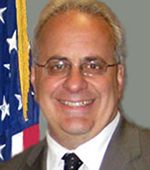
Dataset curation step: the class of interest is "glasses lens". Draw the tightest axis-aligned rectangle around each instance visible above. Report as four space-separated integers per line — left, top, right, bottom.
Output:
82 60 106 75
46 60 70 76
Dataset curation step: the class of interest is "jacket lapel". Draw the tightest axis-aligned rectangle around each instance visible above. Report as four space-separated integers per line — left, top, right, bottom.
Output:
100 116 141 170
26 139 47 170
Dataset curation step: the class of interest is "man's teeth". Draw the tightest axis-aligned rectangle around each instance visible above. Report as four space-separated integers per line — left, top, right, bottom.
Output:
60 100 93 107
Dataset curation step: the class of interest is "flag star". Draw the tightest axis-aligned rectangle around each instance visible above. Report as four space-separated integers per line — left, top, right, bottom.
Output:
15 94 22 110
4 64 10 70
0 144 6 160
0 96 10 121
0 7 7 23
4 64 11 77
6 30 17 53
31 91 35 95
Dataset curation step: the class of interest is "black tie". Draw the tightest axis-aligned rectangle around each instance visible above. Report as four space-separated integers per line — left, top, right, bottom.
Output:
62 153 83 170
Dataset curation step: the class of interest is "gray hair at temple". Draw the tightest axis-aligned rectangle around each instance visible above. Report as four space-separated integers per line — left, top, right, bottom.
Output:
32 0 126 64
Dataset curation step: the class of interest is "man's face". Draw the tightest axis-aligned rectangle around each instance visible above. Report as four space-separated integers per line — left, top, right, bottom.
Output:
32 11 124 148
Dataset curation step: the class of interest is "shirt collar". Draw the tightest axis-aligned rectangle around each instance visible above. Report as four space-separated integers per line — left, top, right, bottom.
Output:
46 132 68 169
74 112 120 170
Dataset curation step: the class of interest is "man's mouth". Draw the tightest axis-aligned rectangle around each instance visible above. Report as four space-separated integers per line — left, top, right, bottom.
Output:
59 100 94 107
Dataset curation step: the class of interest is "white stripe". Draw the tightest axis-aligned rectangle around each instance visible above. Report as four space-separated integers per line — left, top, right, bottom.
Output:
12 132 23 157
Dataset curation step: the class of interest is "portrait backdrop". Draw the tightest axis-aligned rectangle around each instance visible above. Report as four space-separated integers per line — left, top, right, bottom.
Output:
26 0 150 139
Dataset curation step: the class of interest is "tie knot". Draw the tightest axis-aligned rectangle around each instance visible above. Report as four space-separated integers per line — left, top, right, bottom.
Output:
62 153 83 170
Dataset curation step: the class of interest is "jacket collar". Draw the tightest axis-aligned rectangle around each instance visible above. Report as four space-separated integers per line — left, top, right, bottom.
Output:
100 115 141 170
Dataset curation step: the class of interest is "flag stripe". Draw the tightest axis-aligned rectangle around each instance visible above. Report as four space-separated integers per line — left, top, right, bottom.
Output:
23 124 39 150
12 132 23 157
12 124 39 157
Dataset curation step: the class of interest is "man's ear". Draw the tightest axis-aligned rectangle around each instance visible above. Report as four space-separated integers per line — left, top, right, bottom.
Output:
117 64 125 99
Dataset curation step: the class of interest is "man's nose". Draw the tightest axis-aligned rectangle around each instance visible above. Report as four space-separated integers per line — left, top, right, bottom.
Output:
62 67 88 92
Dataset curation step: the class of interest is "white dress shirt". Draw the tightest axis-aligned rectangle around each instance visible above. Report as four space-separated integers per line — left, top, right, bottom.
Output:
46 112 120 170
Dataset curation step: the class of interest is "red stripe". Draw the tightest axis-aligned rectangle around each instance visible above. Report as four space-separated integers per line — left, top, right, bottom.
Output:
23 124 40 150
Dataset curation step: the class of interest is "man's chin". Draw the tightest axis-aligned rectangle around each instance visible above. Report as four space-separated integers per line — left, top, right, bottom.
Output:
61 119 93 136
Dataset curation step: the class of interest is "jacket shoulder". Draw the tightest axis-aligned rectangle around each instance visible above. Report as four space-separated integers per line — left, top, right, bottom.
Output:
139 128 150 152
125 120 150 152
127 122 150 169
0 139 46 170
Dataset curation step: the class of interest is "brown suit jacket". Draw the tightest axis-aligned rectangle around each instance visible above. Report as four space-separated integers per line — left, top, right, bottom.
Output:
0 116 150 170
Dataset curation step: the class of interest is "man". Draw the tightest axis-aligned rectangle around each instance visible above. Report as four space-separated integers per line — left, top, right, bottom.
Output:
1 0 150 169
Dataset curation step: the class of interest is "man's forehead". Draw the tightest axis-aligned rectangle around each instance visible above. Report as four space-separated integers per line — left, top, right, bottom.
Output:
37 10 113 39
35 10 115 64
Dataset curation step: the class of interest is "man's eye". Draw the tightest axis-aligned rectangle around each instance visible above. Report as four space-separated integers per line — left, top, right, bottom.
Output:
53 63 65 70
87 63 102 69
46 61 70 75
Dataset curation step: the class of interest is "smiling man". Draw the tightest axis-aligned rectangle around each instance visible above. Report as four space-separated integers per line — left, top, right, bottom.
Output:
32 8 124 150
1 0 150 170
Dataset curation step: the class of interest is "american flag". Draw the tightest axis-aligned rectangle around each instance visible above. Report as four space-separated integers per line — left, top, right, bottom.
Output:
0 0 39 162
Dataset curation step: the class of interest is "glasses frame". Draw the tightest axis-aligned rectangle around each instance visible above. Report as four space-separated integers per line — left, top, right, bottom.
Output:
35 57 120 77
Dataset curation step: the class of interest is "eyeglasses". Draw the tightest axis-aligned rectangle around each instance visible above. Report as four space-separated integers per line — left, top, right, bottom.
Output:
35 57 119 77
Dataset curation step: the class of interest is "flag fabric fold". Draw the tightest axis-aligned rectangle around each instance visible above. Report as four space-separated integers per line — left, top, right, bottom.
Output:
0 0 39 162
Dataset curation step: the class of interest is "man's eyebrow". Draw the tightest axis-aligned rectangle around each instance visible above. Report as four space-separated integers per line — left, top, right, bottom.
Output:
47 55 69 61
83 56 105 62
46 55 105 63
